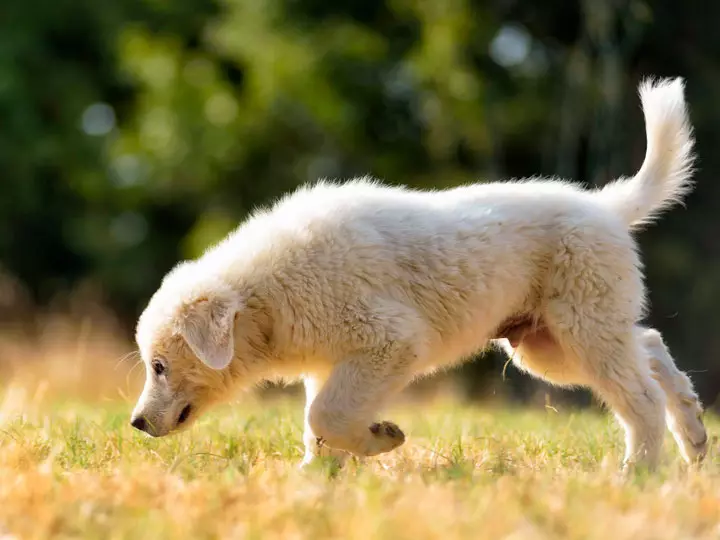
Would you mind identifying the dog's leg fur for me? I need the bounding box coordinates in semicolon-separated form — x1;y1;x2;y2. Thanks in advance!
639;327;708;463
307;343;416;457
554;328;665;468
502;324;707;468
300;375;350;468
554;325;666;469
587;338;667;471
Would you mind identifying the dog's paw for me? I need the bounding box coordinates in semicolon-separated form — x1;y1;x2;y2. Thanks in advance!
364;421;406;456
678;418;708;464
668;406;709;464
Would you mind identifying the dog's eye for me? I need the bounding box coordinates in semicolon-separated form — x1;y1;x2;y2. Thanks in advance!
152;359;166;376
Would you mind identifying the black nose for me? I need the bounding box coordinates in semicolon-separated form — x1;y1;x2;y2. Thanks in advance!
131;416;148;432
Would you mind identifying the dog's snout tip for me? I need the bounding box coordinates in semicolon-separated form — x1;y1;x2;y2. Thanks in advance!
130;415;148;432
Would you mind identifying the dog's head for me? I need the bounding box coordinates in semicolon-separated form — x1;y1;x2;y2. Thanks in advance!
130;263;270;437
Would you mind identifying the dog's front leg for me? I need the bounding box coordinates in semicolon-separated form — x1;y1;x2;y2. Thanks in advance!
300;374;350;469
305;343;416;459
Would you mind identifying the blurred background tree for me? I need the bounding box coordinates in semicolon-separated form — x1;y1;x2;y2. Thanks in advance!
1;0;719;405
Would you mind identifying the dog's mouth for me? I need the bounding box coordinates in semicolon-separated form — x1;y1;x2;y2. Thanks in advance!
177;404;192;426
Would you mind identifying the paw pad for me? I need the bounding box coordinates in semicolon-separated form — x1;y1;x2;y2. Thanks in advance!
369;421;405;441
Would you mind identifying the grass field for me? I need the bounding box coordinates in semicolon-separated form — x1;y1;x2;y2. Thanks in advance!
1;391;719;540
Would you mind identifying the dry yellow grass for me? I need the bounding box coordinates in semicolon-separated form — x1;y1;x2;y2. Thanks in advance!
1;390;718;540
0;305;717;539
0;305;141;403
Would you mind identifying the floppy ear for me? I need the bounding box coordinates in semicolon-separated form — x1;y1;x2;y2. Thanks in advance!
176;295;241;370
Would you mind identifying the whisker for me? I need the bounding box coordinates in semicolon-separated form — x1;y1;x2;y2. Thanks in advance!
114;350;140;371
125;358;145;390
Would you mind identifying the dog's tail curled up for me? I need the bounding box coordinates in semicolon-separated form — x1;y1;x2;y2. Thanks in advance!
596;77;696;229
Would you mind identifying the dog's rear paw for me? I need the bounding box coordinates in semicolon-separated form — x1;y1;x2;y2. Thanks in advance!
680;417;708;464
365;421;405;456
669;402;708;464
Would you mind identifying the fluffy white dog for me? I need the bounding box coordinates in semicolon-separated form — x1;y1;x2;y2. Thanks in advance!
131;77;706;470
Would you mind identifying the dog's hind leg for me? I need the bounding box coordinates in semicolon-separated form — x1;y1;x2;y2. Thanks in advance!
638;327;708;463
538;290;667;470
500;323;707;466
563;325;666;469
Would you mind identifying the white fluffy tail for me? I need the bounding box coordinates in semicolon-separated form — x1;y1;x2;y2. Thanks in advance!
596;77;695;229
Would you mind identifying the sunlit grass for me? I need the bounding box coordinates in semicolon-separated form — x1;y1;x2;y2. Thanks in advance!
1;394;718;539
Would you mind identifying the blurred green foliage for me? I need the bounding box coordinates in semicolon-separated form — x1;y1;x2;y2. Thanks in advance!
1;0;720;402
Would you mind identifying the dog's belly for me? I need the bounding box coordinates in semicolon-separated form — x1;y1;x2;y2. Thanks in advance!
491;314;546;348
422;316;520;370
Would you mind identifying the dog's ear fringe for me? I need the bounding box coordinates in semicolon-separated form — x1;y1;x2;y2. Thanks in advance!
174;294;242;370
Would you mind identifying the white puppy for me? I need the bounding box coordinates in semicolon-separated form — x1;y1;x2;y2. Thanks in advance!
131;78;706;470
